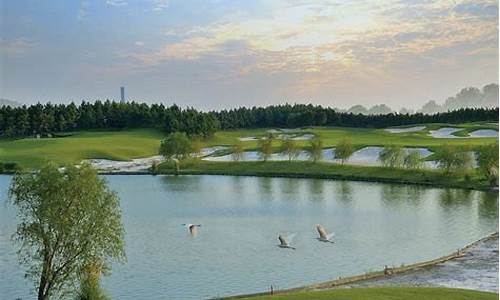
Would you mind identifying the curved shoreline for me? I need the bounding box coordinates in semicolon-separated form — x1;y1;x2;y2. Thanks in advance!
91;159;497;191
219;232;499;299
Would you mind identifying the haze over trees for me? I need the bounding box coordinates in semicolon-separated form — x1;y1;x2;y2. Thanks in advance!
9;164;125;300
344;83;498;115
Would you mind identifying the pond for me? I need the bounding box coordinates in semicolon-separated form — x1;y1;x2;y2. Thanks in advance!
0;175;497;300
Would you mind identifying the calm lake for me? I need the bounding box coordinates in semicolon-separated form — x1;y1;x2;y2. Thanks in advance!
0;175;498;299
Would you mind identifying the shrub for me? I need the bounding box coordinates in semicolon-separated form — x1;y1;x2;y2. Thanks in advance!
379;145;405;168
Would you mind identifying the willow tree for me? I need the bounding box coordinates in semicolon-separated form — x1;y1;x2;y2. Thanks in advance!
9;164;125;300
308;138;324;162
231;140;245;161
476;143;499;185
258;137;274;161
334;139;354;164
280;138;300;162
379;145;405;168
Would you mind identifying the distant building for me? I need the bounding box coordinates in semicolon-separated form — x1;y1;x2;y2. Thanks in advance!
120;86;125;103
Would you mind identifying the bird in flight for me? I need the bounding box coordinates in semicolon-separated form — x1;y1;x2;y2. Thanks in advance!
278;234;296;250
316;224;335;243
182;223;201;236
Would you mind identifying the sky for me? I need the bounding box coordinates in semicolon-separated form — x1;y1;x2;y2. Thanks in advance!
0;0;498;110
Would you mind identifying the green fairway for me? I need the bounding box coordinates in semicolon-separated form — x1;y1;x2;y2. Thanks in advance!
0;122;497;169
0;129;163;168
209;122;498;151
232;287;498;300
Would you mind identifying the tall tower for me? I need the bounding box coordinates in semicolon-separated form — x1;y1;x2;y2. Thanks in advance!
120;86;125;103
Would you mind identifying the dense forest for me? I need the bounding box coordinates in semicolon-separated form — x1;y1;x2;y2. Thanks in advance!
0;101;497;138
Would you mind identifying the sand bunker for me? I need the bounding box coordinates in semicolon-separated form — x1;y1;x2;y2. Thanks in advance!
428;128;462;138
385;126;426;133
468;129;498;138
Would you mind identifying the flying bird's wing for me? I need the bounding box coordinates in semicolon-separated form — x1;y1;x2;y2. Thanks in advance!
317;225;328;239
326;232;335;240
278;235;287;246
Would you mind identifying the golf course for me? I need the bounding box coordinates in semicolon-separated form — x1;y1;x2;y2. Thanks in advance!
0;122;497;169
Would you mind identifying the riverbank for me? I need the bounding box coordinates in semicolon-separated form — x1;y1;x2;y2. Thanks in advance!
156;160;495;191
221;233;499;299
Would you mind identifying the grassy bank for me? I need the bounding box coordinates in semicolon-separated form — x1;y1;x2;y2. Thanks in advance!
229;287;498;300
156;160;493;190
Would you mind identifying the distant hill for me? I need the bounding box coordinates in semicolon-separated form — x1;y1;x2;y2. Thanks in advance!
0;98;22;107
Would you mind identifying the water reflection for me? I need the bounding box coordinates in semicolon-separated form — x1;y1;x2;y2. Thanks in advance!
478;191;499;220
258;177;273;197
307;179;325;197
1;175;498;300
438;189;474;209
336;181;353;205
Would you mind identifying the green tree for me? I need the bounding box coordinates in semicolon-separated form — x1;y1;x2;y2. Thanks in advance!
159;132;192;173
379;145;405;168
434;145;473;173
76;261;109;300
403;151;424;169
258;137;274;161
231;140;244;161
190;138;204;157
9;164;125;300
308;138;324;162
335;139;354;164
280;138;300;162
476;143;499;185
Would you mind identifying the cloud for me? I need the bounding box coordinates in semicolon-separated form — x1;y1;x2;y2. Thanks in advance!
111;0;497;106
106;0;127;7
134;41;145;46
151;0;169;11
0;38;37;56
77;1;90;21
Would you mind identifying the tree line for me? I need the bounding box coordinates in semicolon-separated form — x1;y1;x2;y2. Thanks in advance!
0;101;498;138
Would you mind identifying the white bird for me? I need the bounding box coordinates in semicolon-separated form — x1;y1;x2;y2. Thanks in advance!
278;234;296;250
316;224;335;243
182;224;201;236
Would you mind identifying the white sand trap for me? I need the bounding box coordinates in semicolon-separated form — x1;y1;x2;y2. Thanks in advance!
385;126;426;133
291;134;315;140
468;130;498;138
238;136;261;141
428;128;462;138
196;146;230;157
82;155;164;173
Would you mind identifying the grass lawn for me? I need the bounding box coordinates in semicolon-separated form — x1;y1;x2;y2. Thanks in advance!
232;287;498;300
157;160;492;190
208;122;498;151
0;128;163;168
0;122;497;169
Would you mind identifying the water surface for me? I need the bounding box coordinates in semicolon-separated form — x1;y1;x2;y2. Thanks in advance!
0;175;497;299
